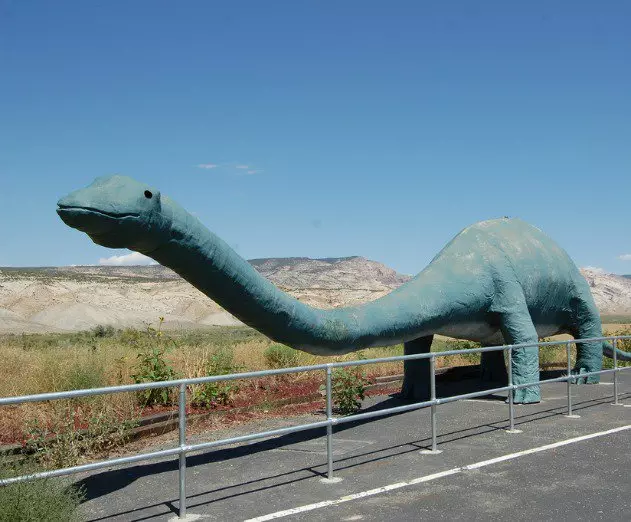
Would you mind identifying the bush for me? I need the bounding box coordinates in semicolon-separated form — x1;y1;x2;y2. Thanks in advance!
450;340;482;364
131;347;179;406
90;324;116;338
0;460;84;522
208;346;239;375
264;344;299;369
130;318;180;407
118;326;144;346
190;347;242;408
331;366;369;415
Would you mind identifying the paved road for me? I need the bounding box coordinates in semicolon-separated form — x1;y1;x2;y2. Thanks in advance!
79;371;631;521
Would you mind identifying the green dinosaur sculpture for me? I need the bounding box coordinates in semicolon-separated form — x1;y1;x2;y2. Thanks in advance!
57;175;631;403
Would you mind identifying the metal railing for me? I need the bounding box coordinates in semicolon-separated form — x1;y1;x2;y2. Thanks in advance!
1;335;630;518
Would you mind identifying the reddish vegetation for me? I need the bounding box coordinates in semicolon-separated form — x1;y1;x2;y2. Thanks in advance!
1;373;395;448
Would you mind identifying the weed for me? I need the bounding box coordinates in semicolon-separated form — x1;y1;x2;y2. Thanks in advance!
264;344;299;369
331;357;369;415
190;347;242;408
130;318;180;407
208;346;239;375
435;339;482;366
131;346;179;406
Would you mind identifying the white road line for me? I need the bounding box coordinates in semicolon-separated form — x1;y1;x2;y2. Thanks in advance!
245;425;631;522
463;425;630;470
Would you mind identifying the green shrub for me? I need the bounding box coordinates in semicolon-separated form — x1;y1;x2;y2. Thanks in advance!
264;344;299;369
190;347;242;408
0;460;84;522
90;324;116;338
130;318;179;407
131;346;179;406
190;380;238;408
441;339;482;365
208;346;239;374
118;326;144;346
331;366;369;415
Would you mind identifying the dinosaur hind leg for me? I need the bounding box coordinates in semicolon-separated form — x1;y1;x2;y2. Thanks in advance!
499;305;541;404
569;295;604;384
400;335;433;401
480;346;508;384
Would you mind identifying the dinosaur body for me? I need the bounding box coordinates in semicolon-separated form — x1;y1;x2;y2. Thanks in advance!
57;175;630;403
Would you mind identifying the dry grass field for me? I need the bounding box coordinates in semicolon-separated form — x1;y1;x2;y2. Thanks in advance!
1;318;629;465
0;322;483;449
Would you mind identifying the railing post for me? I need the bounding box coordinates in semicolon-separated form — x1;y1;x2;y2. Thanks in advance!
613;338;620;406
421;354;442;454
322;365;340;482
506;346;521;433
565;341;580;419
178;383;187;518
431;355;438;452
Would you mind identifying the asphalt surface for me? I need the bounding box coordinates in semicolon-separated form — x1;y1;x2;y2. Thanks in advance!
78;371;631;521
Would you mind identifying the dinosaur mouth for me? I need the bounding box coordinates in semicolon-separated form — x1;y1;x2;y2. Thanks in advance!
56;205;139;220
56;205;140;236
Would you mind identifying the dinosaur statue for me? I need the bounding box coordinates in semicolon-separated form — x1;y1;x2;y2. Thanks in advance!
57;175;631;403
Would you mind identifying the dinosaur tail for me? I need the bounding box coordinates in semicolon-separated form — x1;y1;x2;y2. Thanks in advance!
603;341;631;362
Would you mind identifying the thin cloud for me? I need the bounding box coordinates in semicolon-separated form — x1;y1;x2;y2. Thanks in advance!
99;252;157;266
196;162;263;175
583;266;607;274
618;254;631;261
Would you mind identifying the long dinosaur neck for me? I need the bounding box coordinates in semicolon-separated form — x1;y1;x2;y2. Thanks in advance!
145;198;478;354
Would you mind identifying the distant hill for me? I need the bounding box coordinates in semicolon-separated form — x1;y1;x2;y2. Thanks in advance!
0;257;410;333
2;260;630;334
623;275;631;280
579;269;631;315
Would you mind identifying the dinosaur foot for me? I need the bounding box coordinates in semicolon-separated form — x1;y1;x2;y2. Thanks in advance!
572;367;600;385
511;386;541;404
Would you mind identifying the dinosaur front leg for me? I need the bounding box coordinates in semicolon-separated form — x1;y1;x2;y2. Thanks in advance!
499;306;541;404
400;335;433;401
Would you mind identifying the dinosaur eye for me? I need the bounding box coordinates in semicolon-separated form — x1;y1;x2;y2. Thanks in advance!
144;190;153;199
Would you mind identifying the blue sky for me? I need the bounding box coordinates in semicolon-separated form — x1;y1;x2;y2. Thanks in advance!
1;1;630;275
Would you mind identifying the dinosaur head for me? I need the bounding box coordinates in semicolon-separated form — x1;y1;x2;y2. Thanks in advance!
57;175;170;252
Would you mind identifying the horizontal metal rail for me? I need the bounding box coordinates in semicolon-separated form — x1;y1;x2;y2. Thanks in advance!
1;335;629;519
